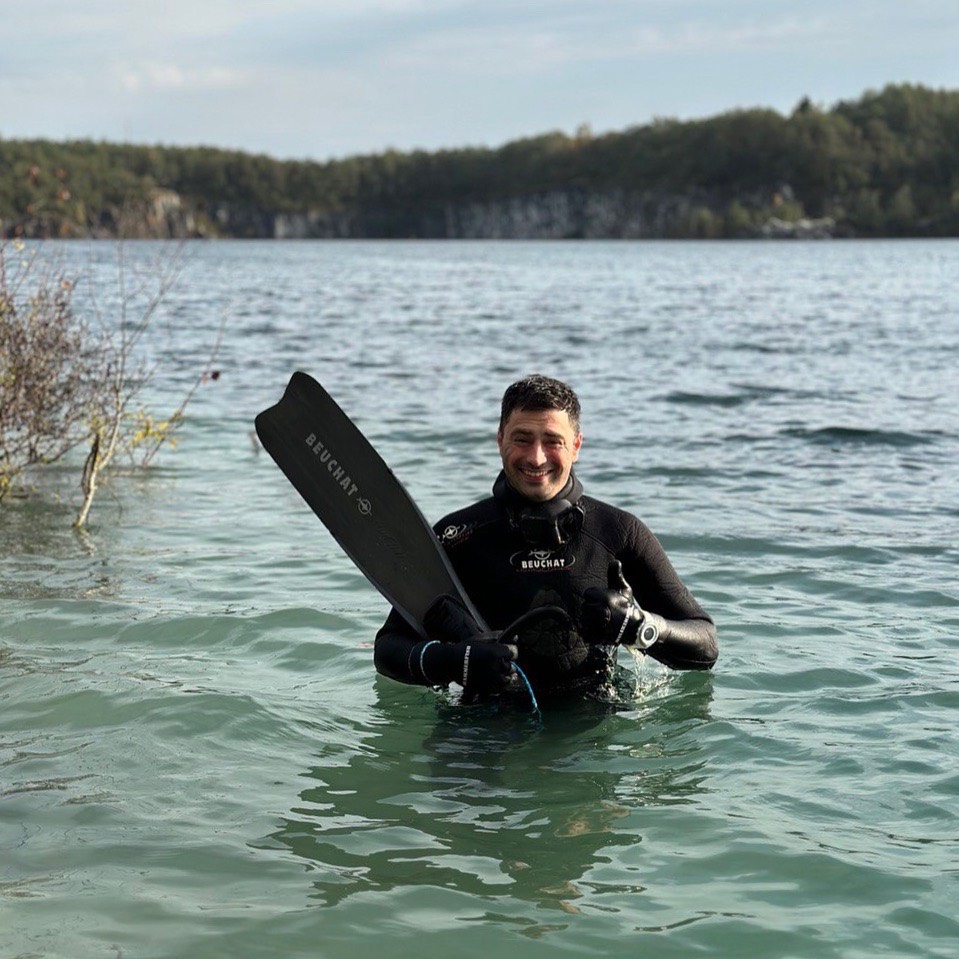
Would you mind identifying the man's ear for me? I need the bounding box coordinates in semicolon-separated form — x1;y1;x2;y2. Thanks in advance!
572;433;583;460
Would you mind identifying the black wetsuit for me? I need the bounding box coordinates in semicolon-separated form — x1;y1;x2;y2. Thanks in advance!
374;471;717;695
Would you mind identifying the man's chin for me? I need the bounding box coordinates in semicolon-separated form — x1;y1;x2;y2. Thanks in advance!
503;467;562;501
515;478;557;501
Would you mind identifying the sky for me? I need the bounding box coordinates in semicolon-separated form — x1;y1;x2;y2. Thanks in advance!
3;0;958;161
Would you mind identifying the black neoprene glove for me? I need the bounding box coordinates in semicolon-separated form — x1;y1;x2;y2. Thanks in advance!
416;593;515;694
417;639;516;695
422;593;485;643
581;560;662;648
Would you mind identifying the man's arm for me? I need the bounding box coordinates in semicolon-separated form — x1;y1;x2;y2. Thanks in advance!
622;527;718;669
581;517;718;670
373;608;424;684
641;611;717;670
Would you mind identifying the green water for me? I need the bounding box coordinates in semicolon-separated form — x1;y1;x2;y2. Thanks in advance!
3;240;958;958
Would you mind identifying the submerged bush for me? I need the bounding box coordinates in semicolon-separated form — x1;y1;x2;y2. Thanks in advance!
0;241;218;527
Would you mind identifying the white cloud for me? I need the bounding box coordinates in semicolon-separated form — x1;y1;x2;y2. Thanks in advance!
116;63;246;94
3;0;959;157
628;17;833;55
383;14;831;76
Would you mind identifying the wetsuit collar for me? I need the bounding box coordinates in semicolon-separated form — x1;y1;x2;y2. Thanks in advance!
493;469;584;547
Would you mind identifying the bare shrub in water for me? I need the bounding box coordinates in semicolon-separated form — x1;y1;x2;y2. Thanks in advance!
1;249;103;492
0;241;219;527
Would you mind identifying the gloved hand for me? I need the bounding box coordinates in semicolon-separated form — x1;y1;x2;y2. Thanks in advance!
422;593;485;643
421;638;516;696
418;593;516;695
581;560;661;648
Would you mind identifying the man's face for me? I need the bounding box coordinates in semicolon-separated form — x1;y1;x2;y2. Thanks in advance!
497;407;583;502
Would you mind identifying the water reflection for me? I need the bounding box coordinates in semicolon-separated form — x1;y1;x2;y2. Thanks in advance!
261;668;714;925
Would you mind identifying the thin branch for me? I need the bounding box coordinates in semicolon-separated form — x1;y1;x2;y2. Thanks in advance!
139;311;226;468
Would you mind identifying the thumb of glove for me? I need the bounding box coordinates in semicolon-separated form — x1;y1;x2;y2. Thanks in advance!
607;559;632;596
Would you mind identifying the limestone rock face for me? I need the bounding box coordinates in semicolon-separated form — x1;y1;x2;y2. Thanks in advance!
756;216;836;239
268;189;731;239
5;187;835;240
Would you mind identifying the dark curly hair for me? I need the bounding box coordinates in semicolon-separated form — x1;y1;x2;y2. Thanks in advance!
499;374;581;433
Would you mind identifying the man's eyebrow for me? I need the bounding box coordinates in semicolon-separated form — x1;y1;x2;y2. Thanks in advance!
508;427;567;441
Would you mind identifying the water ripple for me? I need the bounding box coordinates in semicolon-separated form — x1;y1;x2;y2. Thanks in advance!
3;239;959;959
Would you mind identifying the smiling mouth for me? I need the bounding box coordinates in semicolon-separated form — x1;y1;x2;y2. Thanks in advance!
520;467;552;481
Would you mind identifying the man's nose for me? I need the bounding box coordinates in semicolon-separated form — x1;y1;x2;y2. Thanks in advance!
528;441;548;464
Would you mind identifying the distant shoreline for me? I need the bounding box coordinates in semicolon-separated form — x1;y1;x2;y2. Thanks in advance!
4;83;957;241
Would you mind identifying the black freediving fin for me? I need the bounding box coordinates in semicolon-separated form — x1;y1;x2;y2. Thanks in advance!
254;371;488;638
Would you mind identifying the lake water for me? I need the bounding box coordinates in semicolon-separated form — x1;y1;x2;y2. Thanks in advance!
2;239;957;958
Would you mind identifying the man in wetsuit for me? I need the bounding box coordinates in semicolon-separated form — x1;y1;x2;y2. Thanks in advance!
374;375;717;699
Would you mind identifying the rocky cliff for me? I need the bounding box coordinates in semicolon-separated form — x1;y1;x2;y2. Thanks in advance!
234;188;833;240
6;187;833;240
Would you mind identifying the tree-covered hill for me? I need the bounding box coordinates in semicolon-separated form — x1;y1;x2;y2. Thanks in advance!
2;83;958;239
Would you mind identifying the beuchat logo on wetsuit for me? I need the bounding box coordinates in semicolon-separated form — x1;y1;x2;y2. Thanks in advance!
440;524;471;544
510;548;576;572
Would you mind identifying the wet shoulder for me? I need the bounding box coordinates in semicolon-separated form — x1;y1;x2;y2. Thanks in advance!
580;495;652;551
433;496;499;549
